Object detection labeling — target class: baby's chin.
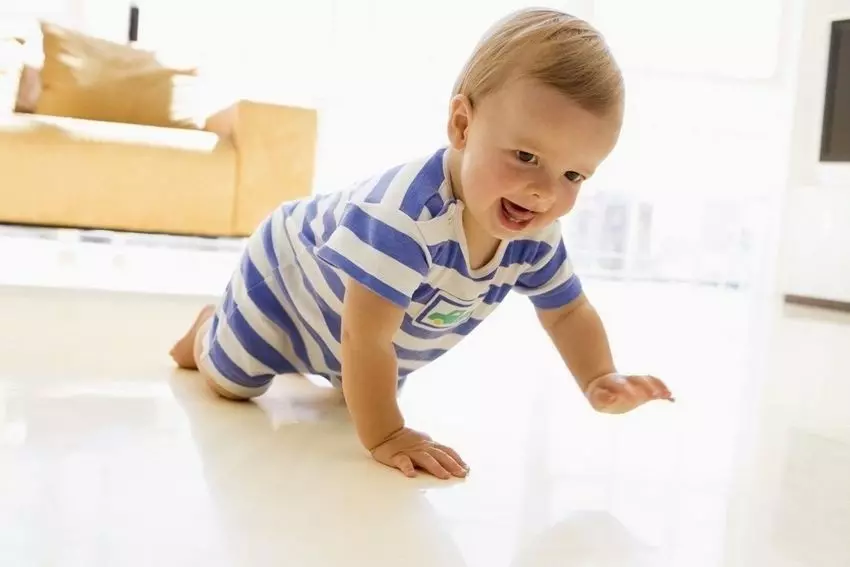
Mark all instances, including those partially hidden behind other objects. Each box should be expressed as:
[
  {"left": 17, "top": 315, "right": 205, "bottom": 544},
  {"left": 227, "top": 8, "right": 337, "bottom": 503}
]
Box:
[{"left": 486, "top": 222, "right": 542, "bottom": 241}]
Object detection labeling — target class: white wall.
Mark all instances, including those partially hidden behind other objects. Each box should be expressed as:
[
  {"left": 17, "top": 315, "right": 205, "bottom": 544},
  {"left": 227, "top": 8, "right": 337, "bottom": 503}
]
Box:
[{"left": 780, "top": 0, "right": 850, "bottom": 302}]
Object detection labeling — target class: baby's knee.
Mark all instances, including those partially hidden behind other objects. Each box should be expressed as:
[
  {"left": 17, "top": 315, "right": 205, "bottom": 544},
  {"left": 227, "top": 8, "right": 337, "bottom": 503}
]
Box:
[
  {"left": 203, "top": 374, "right": 254, "bottom": 401},
  {"left": 194, "top": 321, "right": 262, "bottom": 401}
]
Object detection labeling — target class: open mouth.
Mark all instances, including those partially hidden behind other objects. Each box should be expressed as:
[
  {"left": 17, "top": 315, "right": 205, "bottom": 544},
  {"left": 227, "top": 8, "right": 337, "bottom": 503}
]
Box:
[{"left": 499, "top": 198, "right": 536, "bottom": 230}]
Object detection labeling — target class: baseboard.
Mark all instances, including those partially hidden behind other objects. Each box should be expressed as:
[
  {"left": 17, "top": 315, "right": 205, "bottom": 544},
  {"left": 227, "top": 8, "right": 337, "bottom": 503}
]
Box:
[{"left": 784, "top": 294, "right": 850, "bottom": 313}]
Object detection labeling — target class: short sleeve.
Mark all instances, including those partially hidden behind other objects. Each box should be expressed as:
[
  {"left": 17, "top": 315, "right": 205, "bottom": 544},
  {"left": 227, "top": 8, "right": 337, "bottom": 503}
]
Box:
[
  {"left": 315, "top": 202, "right": 431, "bottom": 309},
  {"left": 514, "top": 226, "right": 583, "bottom": 310}
]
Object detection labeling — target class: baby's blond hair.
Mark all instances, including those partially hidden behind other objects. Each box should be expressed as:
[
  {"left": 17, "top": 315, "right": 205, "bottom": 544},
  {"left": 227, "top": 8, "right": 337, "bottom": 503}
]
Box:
[{"left": 452, "top": 9, "right": 624, "bottom": 115}]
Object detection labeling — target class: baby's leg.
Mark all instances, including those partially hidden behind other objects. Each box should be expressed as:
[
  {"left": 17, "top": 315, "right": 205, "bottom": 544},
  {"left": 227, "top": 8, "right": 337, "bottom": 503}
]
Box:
[
  {"left": 170, "top": 304, "right": 215, "bottom": 370},
  {"left": 170, "top": 305, "right": 258, "bottom": 401}
]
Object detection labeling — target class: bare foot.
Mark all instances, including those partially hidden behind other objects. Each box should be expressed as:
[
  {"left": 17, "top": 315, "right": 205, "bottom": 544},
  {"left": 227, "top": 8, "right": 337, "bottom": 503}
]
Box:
[{"left": 170, "top": 304, "right": 215, "bottom": 369}]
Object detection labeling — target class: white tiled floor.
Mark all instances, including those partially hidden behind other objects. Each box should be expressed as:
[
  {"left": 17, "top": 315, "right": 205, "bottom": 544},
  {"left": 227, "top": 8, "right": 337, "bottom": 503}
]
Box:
[{"left": 0, "top": 232, "right": 848, "bottom": 566}]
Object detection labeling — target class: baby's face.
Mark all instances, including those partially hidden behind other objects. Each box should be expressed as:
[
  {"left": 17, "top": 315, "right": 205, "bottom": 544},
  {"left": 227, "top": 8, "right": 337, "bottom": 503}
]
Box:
[{"left": 449, "top": 77, "right": 622, "bottom": 240}]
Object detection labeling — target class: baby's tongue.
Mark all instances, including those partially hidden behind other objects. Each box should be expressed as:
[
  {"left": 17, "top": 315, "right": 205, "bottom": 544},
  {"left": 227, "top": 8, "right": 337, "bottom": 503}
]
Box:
[{"left": 503, "top": 199, "right": 534, "bottom": 221}]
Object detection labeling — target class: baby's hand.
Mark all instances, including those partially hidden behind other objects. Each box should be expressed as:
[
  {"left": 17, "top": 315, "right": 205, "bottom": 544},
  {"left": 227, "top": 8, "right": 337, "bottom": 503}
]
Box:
[
  {"left": 585, "top": 373, "right": 674, "bottom": 414},
  {"left": 370, "top": 427, "right": 469, "bottom": 480}
]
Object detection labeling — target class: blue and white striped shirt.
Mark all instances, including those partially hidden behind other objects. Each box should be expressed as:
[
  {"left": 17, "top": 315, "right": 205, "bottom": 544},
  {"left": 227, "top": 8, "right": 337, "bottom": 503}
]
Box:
[{"left": 202, "top": 148, "right": 582, "bottom": 393}]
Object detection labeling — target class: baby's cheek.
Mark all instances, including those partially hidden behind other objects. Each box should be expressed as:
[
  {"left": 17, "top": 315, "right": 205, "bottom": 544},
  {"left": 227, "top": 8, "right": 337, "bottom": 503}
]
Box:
[
  {"left": 469, "top": 163, "right": 507, "bottom": 197},
  {"left": 489, "top": 161, "right": 522, "bottom": 192},
  {"left": 558, "top": 186, "right": 581, "bottom": 214}
]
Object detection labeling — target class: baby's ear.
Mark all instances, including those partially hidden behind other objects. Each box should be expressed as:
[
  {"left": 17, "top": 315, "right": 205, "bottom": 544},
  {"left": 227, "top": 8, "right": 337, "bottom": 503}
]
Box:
[{"left": 447, "top": 94, "right": 472, "bottom": 150}]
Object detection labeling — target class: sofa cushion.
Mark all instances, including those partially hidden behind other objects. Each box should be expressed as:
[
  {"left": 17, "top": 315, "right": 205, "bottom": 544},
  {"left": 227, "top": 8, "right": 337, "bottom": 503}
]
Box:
[
  {"left": 36, "top": 22, "right": 206, "bottom": 130},
  {"left": 0, "top": 38, "right": 23, "bottom": 112},
  {"left": 0, "top": 113, "right": 238, "bottom": 236},
  {"left": 11, "top": 30, "right": 43, "bottom": 113},
  {"left": 15, "top": 65, "right": 40, "bottom": 113}
]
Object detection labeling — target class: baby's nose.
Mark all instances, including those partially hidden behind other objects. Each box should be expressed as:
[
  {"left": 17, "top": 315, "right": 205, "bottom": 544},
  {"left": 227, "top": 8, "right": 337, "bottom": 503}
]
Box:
[{"left": 529, "top": 182, "right": 557, "bottom": 208}]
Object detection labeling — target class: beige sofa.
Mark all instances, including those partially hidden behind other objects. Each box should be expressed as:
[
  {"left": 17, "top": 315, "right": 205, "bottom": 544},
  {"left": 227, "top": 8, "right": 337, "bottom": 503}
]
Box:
[
  {"left": 0, "top": 22, "right": 318, "bottom": 237},
  {"left": 0, "top": 101, "right": 317, "bottom": 237}
]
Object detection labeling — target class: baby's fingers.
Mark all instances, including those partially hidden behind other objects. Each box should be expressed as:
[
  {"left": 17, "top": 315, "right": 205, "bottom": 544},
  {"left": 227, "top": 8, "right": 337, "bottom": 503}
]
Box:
[
  {"left": 411, "top": 451, "right": 452, "bottom": 480},
  {"left": 392, "top": 454, "right": 417, "bottom": 478},
  {"left": 612, "top": 377, "right": 645, "bottom": 403},
  {"left": 623, "top": 375, "right": 657, "bottom": 401},
  {"left": 628, "top": 375, "right": 673, "bottom": 402},
  {"left": 430, "top": 447, "right": 468, "bottom": 478},
  {"left": 587, "top": 382, "right": 618, "bottom": 407},
  {"left": 436, "top": 444, "right": 470, "bottom": 473},
  {"left": 625, "top": 375, "right": 675, "bottom": 406},
  {"left": 647, "top": 376, "right": 675, "bottom": 401}
]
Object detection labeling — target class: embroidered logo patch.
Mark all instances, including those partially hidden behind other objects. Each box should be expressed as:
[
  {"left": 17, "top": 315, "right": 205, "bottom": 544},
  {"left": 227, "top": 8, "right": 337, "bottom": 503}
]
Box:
[{"left": 416, "top": 293, "right": 476, "bottom": 330}]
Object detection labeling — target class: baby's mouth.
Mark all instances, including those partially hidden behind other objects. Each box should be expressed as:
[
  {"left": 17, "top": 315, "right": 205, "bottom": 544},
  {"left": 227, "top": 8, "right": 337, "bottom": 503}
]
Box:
[{"left": 501, "top": 198, "right": 536, "bottom": 226}]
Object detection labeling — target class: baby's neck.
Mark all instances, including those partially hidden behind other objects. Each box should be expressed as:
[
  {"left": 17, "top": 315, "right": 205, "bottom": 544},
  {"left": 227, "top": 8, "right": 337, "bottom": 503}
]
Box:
[
  {"left": 462, "top": 209, "right": 502, "bottom": 270},
  {"left": 445, "top": 147, "right": 464, "bottom": 203},
  {"left": 446, "top": 147, "right": 502, "bottom": 269}
]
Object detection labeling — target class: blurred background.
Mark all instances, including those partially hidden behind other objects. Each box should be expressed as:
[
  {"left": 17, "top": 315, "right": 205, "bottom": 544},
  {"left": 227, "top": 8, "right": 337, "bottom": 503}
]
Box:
[
  {"left": 2, "top": 0, "right": 845, "bottom": 299},
  {"left": 0, "top": 0, "right": 845, "bottom": 298}
]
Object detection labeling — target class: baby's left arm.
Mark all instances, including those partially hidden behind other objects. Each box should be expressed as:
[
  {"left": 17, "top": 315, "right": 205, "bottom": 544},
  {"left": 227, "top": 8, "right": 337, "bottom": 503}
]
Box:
[{"left": 537, "top": 293, "right": 674, "bottom": 414}]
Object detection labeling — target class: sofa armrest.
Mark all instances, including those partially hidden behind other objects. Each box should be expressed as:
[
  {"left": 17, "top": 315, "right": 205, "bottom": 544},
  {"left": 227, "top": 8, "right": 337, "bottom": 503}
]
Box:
[{"left": 220, "top": 100, "right": 318, "bottom": 235}]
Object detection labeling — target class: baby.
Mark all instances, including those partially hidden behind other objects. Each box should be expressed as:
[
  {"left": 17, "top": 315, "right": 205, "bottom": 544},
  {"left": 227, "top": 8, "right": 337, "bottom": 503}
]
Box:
[{"left": 170, "top": 8, "right": 674, "bottom": 480}]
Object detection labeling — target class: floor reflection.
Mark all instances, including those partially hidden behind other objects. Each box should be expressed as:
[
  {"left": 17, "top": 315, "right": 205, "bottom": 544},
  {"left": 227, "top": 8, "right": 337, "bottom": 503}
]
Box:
[
  {"left": 0, "top": 284, "right": 848, "bottom": 566},
  {"left": 169, "top": 373, "right": 470, "bottom": 567}
]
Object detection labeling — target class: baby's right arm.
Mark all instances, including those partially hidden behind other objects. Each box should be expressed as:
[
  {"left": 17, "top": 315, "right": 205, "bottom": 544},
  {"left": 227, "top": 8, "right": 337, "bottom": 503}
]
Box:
[
  {"left": 341, "top": 280, "right": 468, "bottom": 479},
  {"left": 340, "top": 279, "right": 407, "bottom": 449}
]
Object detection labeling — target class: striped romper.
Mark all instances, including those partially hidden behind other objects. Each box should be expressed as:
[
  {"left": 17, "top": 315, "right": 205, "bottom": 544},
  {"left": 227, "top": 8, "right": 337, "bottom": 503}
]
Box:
[{"left": 198, "top": 147, "right": 583, "bottom": 398}]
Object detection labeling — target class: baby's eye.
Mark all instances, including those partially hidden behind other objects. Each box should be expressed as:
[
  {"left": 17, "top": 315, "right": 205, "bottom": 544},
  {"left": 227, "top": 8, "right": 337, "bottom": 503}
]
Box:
[
  {"left": 564, "top": 171, "right": 584, "bottom": 183},
  {"left": 515, "top": 150, "right": 539, "bottom": 165}
]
